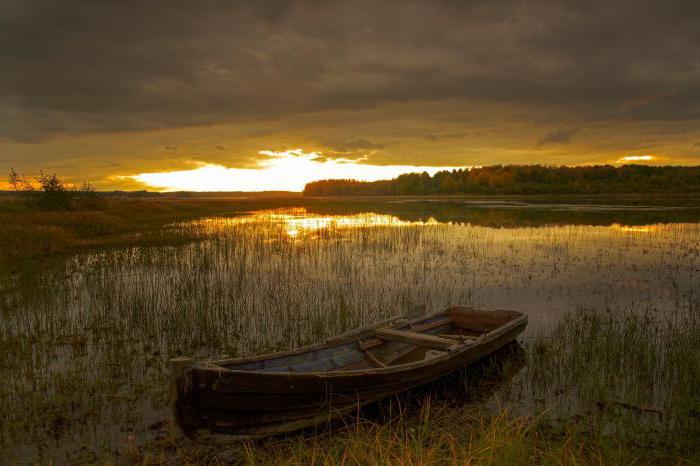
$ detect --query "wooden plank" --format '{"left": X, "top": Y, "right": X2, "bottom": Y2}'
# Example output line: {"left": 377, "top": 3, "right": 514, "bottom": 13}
{"left": 375, "top": 328, "right": 456, "bottom": 351}
{"left": 358, "top": 339, "right": 382, "bottom": 351}
{"left": 170, "top": 357, "right": 197, "bottom": 433}
{"left": 325, "top": 316, "right": 408, "bottom": 345}
{"left": 438, "top": 334, "right": 478, "bottom": 342}
{"left": 407, "top": 316, "right": 453, "bottom": 333}
{"left": 364, "top": 350, "right": 388, "bottom": 368}
{"left": 381, "top": 345, "right": 418, "bottom": 365}
{"left": 358, "top": 317, "right": 452, "bottom": 351}
{"left": 256, "top": 344, "right": 357, "bottom": 371}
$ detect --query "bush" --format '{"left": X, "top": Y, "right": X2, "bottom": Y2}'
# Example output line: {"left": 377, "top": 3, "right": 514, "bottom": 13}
{"left": 7, "top": 169, "right": 102, "bottom": 211}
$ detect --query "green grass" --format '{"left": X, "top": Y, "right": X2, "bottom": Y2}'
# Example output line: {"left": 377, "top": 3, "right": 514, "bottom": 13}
{"left": 527, "top": 301, "right": 700, "bottom": 453}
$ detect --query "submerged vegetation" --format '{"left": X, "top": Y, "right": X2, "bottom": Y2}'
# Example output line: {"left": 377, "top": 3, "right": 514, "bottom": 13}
{"left": 0, "top": 198, "right": 699, "bottom": 463}
{"left": 304, "top": 164, "right": 700, "bottom": 196}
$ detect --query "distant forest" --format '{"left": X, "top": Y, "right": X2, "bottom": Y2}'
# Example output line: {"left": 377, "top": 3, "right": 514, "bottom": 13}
{"left": 303, "top": 165, "right": 700, "bottom": 196}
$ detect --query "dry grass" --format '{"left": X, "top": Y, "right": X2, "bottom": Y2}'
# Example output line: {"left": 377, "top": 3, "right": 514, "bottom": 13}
{"left": 122, "top": 405, "right": 663, "bottom": 465}
{"left": 0, "top": 197, "right": 259, "bottom": 277}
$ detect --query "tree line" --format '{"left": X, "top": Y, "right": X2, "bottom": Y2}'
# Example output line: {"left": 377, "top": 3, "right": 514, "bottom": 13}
{"left": 303, "top": 165, "right": 700, "bottom": 196}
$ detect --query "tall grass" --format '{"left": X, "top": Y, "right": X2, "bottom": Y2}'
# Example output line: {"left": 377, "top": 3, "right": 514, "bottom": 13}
{"left": 127, "top": 408, "right": 613, "bottom": 465}
{"left": 126, "top": 301, "right": 700, "bottom": 465}
{"left": 1, "top": 205, "right": 699, "bottom": 463}
{"left": 0, "top": 197, "right": 264, "bottom": 273}
{"left": 527, "top": 299, "right": 700, "bottom": 447}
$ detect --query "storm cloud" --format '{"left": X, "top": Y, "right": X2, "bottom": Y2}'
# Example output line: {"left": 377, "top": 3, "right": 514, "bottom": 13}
{"left": 2, "top": 0, "right": 699, "bottom": 140}
{"left": 1, "top": 0, "right": 700, "bottom": 186}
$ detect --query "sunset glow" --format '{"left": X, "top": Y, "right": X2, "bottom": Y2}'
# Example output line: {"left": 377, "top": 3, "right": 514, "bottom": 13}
{"left": 616, "top": 155, "right": 655, "bottom": 164}
{"left": 191, "top": 208, "right": 441, "bottom": 238}
{"left": 126, "top": 149, "right": 464, "bottom": 192}
{"left": 611, "top": 223, "right": 658, "bottom": 233}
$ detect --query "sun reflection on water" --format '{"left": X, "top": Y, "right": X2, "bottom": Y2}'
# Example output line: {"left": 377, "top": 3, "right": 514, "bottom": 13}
{"left": 190, "top": 208, "right": 441, "bottom": 238}
{"left": 185, "top": 209, "right": 675, "bottom": 240}
{"left": 611, "top": 223, "right": 658, "bottom": 233}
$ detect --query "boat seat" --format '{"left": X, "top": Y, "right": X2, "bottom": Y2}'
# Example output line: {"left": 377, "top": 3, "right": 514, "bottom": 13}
{"left": 374, "top": 328, "right": 456, "bottom": 351}
{"left": 357, "top": 316, "right": 453, "bottom": 351}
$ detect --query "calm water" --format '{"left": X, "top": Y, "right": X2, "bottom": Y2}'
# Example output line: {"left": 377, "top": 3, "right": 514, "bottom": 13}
{"left": 1, "top": 199, "right": 699, "bottom": 463}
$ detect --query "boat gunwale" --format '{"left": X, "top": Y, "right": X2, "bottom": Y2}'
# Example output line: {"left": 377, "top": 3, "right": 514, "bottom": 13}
{"left": 196, "top": 309, "right": 528, "bottom": 377}
{"left": 206, "top": 312, "right": 416, "bottom": 367}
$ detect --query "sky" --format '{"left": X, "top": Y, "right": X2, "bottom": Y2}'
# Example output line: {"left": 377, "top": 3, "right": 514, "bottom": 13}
{"left": 2, "top": 0, "right": 700, "bottom": 191}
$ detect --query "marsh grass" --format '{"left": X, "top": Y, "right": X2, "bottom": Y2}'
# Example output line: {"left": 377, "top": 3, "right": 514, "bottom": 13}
{"left": 1, "top": 202, "right": 699, "bottom": 463}
{"left": 527, "top": 299, "right": 700, "bottom": 448}
{"left": 126, "top": 408, "right": 600, "bottom": 466}
{"left": 125, "top": 302, "right": 700, "bottom": 465}
{"left": 0, "top": 197, "right": 268, "bottom": 277}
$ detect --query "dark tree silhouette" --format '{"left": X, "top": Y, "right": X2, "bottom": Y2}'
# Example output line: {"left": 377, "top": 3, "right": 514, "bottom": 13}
{"left": 303, "top": 165, "right": 700, "bottom": 196}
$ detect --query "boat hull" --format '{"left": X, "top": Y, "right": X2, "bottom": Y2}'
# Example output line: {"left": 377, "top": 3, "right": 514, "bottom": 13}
{"left": 173, "top": 310, "right": 527, "bottom": 438}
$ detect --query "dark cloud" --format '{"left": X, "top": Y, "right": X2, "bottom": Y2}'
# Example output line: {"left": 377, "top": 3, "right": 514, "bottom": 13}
{"left": 1, "top": 0, "right": 699, "bottom": 143}
{"left": 423, "top": 133, "right": 466, "bottom": 142}
{"left": 538, "top": 128, "right": 580, "bottom": 146}
{"left": 324, "top": 138, "right": 387, "bottom": 152}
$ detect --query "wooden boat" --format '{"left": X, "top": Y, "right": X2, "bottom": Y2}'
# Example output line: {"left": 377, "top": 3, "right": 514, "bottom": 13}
{"left": 170, "top": 306, "right": 527, "bottom": 439}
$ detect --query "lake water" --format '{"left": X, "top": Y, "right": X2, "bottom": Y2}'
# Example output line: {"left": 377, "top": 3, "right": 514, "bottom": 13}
{"left": 1, "top": 198, "right": 699, "bottom": 463}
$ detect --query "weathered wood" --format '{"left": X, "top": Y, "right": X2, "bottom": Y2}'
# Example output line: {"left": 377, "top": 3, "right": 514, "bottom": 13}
{"left": 325, "top": 316, "right": 409, "bottom": 345}
{"left": 173, "top": 307, "right": 528, "bottom": 439}
{"left": 211, "top": 309, "right": 450, "bottom": 368}
{"left": 407, "top": 316, "right": 452, "bottom": 333}
{"left": 358, "top": 316, "right": 452, "bottom": 350}
{"left": 375, "top": 328, "right": 456, "bottom": 351}
{"left": 382, "top": 344, "right": 422, "bottom": 366}
{"left": 170, "top": 357, "right": 197, "bottom": 433}
{"left": 438, "top": 333, "right": 478, "bottom": 342}
{"left": 170, "top": 356, "right": 193, "bottom": 385}
{"left": 364, "top": 349, "right": 388, "bottom": 368}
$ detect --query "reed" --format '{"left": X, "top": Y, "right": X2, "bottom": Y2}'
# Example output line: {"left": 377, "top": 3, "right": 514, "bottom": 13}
{"left": 526, "top": 299, "right": 700, "bottom": 448}
{"left": 0, "top": 201, "right": 698, "bottom": 463}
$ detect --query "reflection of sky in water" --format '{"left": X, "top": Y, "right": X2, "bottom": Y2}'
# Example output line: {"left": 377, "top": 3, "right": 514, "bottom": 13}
{"left": 190, "top": 208, "right": 441, "bottom": 238}
{"left": 189, "top": 208, "right": 667, "bottom": 238}
{"left": 182, "top": 207, "right": 698, "bottom": 336}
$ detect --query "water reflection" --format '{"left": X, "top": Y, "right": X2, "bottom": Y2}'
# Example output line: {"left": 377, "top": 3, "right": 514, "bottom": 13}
{"left": 187, "top": 199, "right": 700, "bottom": 238}
{"left": 187, "top": 206, "right": 692, "bottom": 243}
{"left": 610, "top": 223, "right": 658, "bottom": 233}
{"left": 191, "top": 207, "right": 441, "bottom": 238}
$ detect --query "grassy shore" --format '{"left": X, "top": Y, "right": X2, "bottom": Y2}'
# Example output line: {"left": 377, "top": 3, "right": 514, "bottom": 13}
{"left": 0, "top": 197, "right": 237, "bottom": 269}
{"left": 126, "top": 410, "right": 644, "bottom": 465}
{"left": 0, "top": 196, "right": 313, "bottom": 283}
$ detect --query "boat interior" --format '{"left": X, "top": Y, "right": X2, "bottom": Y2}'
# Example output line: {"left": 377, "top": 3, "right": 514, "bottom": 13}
{"left": 215, "top": 308, "right": 522, "bottom": 373}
